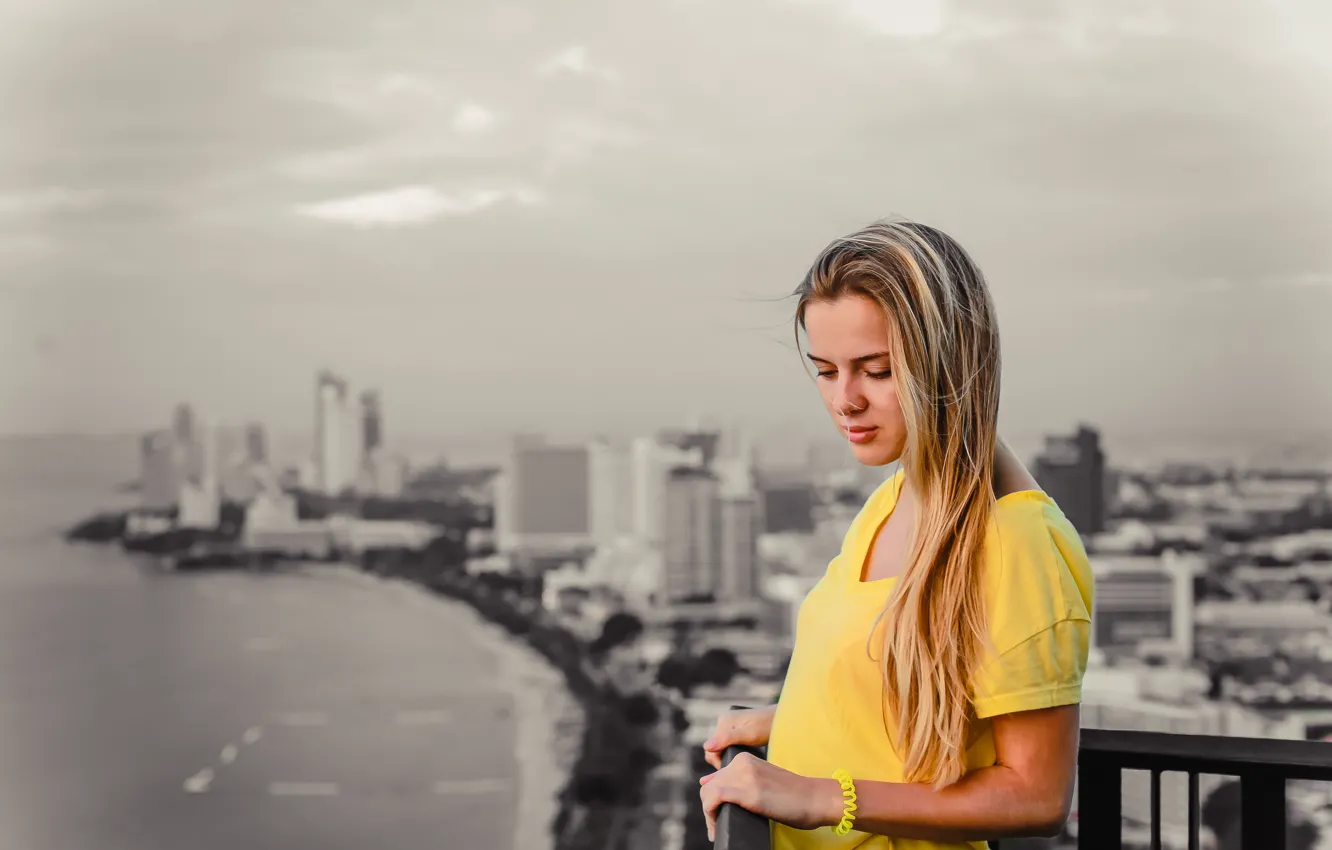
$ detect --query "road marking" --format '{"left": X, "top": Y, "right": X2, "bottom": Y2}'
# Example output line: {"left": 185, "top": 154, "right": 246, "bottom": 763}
{"left": 244, "top": 637, "right": 284, "bottom": 652}
{"left": 220, "top": 744, "right": 238, "bottom": 764}
{"left": 183, "top": 768, "right": 214, "bottom": 794}
{"left": 242, "top": 726, "right": 263, "bottom": 744}
{"left": 432, "top": 778, "right": 509, "bottom": 795}
{"left": 394, "top": 709, "right": 452, "bottom": 726}
{"left": 272, "top": 712, "right": 328, "bottom": 727}
{"left": 269, "top": 782, "right": 340, "bottom": 797}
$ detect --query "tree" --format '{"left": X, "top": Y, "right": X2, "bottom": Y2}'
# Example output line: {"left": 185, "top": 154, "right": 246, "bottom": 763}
{"left": 587, "top": 612, "right": 645, "bottom": 662}
{"left": 1201, "top": 779, "right": 1318, "bottom": 850}
{"left": 694, "top": 648, "right": 741, "bottom": 688}
{"left": 621, "top": 693, "right": 660, "bottom": 727}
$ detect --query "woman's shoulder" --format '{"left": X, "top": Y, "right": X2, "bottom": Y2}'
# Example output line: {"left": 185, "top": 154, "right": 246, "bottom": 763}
{"left": 980, "top": 490, "right": 1095, "bottom": 651}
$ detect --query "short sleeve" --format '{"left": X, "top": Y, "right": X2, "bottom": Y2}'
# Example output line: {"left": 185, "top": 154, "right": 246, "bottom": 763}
{"left": 971, "top": 617, "right": 1090, "bottom": 719}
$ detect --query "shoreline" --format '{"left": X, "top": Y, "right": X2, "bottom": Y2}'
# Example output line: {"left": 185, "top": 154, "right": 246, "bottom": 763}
{"left": 305, "top": 564, "right": 584, "bottom": 850}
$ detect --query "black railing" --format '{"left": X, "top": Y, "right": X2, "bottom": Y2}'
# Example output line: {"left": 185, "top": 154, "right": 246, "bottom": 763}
{"left": 713, "top": 727, "right": 1332, "bottom": 850}
{"left": 1079, "top": 727, "right": 1332, "bottom": 850}
{"left": 716, "top": 744, "right": 772, "bottom": 850}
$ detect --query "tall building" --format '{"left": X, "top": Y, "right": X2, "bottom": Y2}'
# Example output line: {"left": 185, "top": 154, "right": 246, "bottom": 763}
{"left": 314, "top": 370, "right": 357, "bottom": 495}
{"left": 496, "top": 440, "right": 594, "bottom": 553}
{"left": 139, "top": 430, "right": 180, "bottom": 510}
{"left": 588, "top": 438, "right": 633, "bottom": 549}
{"left": 244, "top": 423, "right": 268, "bottom": 465}
{"left": 360, "top": 390, "right": 382, "bottom": 457}
{"left": 719, "top": 492, "right": 761, "bottom": 601}
{"left": 172, "top": 402, "right": 204, "bottom": 484}
{"left": 758, "top": 479, "right": 818, "bottom": 533}
{"left": 630, "top": 436, "right": 705, "bottom": 546}
{"left": 172, "top": 403, "right": 195, "bottom": 444}
{"left": 1033, "top": 425, "right": 1106, "bottom": 535}
{"left": 178, "top": 419, "right": 220, "bottom": 529}
{"left": 662, "top": 467, "right": 722, "bottom": 601}
{"left": 658, "top": 426, "right": 722, "bottom": 469}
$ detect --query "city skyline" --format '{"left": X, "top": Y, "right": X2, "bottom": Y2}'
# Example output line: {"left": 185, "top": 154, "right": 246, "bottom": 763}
{"left": 3, "top": 0, "right": 1330, "bottom": 440}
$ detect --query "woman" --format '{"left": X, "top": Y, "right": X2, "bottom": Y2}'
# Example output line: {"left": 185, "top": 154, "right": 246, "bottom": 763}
{"left": 699, "top": 219, "right": 1093, "bottom": 849}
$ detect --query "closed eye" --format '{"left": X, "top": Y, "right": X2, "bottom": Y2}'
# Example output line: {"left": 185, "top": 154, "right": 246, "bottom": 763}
{"left": 815, "top": 369, "right": 892, "bottom": 380}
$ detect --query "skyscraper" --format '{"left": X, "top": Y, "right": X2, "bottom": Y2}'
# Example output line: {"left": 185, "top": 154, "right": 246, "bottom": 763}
{"left": 139, "top": 430, "right": 180, "bottom": 510}
{"left": 1032, "top": 424, "right": 1107, "bottom": 535}
{"left": 718, "top": 491, "right": 761, "bottom": 602}
{"left": 662, "top": 467, "right": 722, "bottom": 601}
{"left": 630, "top": 436, "right": 706, "bottom": 546}
{"left": 496, "top": 439, "right": 594, "bottom": 553}
{"left": 244, "top": 423, "right": 268, "bottom": 465}
{"left": 360, "top": 390, "right": 382, "bottom": 457}
{"left": 172, "top": 402, "right": 204, "bottom": 484}
{"left": 314, "top": 370, "right": 356, "bottom": 495}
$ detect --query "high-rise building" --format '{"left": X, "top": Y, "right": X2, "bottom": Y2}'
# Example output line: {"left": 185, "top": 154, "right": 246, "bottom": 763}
{"left": 178, "top": 419, "right": 220, "bottom": 529}
{"left": 360, "top": 390, "right": 382, "bottom": 457}
{"left": 314, "top": 370, "right": 356, "bottom": 495}
{"left": 719, "top": 492, "right": 761, "bottom": 601}
{"left": 658, "top": 426, "right": 722, "bottom": 469}
{"left": 630, "top": 436, "right": 707, "bottom": 546}
{"left": 172, "top": 403, "right": 204, "bottom": 484}
{"left": 172, "top": 403, "right": 195, "bottom": 444}
{"left": 139, "top": 430, "right": 180, "bottom": 510}
{"left": 1033, "top": 424, "right": 1106, "bottom": 535}
{"left": 662, "top": 467, "right": 722, "bottom": 601}
{"left": 244, "top": 423, "right": 268, "bottom": 465}
{"left": 759, "top": 480, "right": 818, "bottom": 534}
{"left": 588, "top": 438, "right": 633, "bottom": 549}
{"left": 496, "top": 440, "right": 594, "bottom": 553}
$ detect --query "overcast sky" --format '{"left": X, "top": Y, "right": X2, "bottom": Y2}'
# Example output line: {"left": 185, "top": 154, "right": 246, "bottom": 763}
{"left": 1, "top": 0, "right": 1329, "bottom": 451}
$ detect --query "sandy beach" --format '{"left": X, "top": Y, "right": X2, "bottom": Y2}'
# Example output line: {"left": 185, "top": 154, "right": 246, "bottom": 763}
{"left": 311, "top": 565, "right": 584, "bottom": 850}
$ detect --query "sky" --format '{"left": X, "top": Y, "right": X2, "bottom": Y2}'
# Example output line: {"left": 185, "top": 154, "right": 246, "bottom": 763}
{"left": 1, "top": 0, "right": 1329, "bottom": 453}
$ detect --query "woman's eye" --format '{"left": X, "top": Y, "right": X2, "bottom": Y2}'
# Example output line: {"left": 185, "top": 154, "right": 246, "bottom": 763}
{"left": 867, "top": 370, "right": 892, "bottom": 379}
{"left": 816, "top": 370, "right": 836, "bottom": 379}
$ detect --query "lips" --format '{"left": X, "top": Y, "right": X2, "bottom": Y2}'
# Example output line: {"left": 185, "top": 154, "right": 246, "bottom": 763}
{"left": 845, "top": 425, "right": 878, "bottom": 444}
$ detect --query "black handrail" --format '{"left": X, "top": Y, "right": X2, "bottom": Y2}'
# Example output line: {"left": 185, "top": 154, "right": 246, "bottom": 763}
{"left": 1078, "top": 727, "right": 1332, "bottom": 850}
{"left": 711, "top": 726, "right": 1332, "bottom": 850}
{"left": 716, "top": 743, "right": 772, "bottom": 850}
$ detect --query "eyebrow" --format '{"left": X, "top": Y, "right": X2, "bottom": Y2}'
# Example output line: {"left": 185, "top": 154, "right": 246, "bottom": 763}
{"left": 805, "top": 351, "right": 893, "bottom": 365}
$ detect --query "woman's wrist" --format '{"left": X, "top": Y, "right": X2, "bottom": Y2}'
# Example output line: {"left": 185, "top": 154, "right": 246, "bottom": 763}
{"left": 806, "top": 776, "right": 851, "bottom": 829}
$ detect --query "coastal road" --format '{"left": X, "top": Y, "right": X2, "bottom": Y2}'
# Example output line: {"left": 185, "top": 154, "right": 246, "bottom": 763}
{"left": 0, "top": 535, "right": 539, "bottom": 850}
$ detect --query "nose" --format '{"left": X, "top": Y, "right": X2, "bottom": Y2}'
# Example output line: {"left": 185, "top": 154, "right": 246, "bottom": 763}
{"left": 834, "top": 379, "right": 867, "bottom": 415}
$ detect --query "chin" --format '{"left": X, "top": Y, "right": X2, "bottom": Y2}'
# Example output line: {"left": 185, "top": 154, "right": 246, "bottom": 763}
{"left": 849, "top": 442, "right": 902, "bottom": 467}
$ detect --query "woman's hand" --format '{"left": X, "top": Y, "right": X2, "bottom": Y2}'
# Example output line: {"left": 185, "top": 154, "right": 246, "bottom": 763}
{"left": 699, "top": 752, "right": 838, "bottom": 841}
{"left": 701, "top": 704, "right": 777, "bottom": 770}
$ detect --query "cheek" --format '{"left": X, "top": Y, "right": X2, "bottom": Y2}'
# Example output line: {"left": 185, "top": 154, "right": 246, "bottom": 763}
{"left": 874, "top": 385, "right": 904, "bottom": 422}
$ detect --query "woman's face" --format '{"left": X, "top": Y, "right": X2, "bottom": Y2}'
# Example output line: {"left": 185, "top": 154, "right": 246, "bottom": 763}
{"left": 802, "top": 294, "right": 907, "bottom": 467}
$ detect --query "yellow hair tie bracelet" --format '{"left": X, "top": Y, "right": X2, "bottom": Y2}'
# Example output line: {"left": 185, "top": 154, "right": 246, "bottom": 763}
{"left": 831, "top": 768, "right": 858, "bottom": 836}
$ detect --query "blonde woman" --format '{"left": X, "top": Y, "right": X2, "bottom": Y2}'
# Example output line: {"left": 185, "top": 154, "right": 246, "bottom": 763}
{"left": 699, "top": 220, "right": 1093, "bottom": 849}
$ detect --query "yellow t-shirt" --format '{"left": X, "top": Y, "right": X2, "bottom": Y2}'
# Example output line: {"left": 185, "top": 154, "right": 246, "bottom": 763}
{"left": 767, "top": 467, "right": 1094, "bottom": 850}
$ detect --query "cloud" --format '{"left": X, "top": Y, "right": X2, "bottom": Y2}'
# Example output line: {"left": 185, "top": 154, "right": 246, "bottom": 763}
{"left": 452, "top": 102, "right": 496, "bottom": 134}
{"left": 795, "top": 0, "right": 945, "bottom": 37}
{"left": 0, "top": 187, "right": 101, "bottom": 217}
{"left": 536, "top": 45, "right": 620, "bottom": 84}
{"left": 1263, "top": 271, "right": 1332, "bottom": 290}
{"left": 294, "top": 184, "right": 544, "bottom": 227}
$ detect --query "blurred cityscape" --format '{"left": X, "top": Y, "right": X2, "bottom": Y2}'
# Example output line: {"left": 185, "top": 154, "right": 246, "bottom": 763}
{"left": 42, "top": 367, "right": 1332, "bottom": 850}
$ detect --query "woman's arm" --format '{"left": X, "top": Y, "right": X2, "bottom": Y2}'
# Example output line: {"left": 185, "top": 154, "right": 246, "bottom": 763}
{"left": 808, "top": 704, "right": 1080, "bottom": 841}
{"left": 994, "top": 436, "right": 1041, "bottom": 496}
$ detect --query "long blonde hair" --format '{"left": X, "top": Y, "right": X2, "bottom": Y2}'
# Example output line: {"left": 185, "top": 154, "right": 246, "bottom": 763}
{"left": 794, "top": 219, "right": 1002, "bottom": 789}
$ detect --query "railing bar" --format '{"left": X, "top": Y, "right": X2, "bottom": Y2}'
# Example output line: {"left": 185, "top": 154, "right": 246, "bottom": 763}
{"left": 1077, "top": 753, "right": 1122, "bottom": 850}
{"left": 1187, "top": 771, "right": 1200, "bottom": 850}
{"left": 1240, "top": 769, "right": 1287, "bottom": 850}
{"left": 1150, "top": 769, "right": 1162, "bottom": 850}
